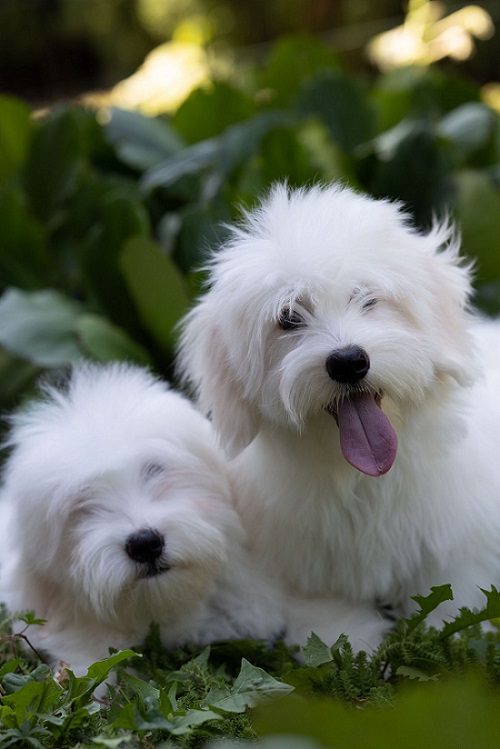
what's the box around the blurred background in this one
[1,0,500,410]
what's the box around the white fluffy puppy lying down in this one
[178,182,500,629]
[0,363,285,675]
[0,363,388,676]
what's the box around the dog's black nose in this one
[125,528,165,564]
[326,346,370,384]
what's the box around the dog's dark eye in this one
[143,462,166,480]
[278,309,304,330]
[362,297,377,310]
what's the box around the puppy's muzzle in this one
[325,346,370,384]
[125,527,170,577]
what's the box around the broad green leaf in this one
[81,193,150,333]
[167,707,221,736]
[119,672,161,702]
[206,659,294,714]
[297,71,374,154]
[104,107,185,170]
[119,237,190,352]
[371,66,480,134]
[0,96,33,182]
[173,81,255,144]
[301,633,334,668]
[369,121,454,227]
[172,201,231,273]
[0,348,39,409]
[77,313,152,365]
[0,186,49,290]
[86,650,139,680]
[454,169,500,282]
[0,288,83,366]
[404,584,454,635]
[262,35,339,108]
[141,111,292,191]
[22,107,83,222]
[438,102,496,156]
[2,679,61,724]
[257,126,318,186]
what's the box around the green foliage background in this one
[1,35,500,412]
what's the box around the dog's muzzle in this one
[125,527,170,578]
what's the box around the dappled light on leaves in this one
[368,0,494,71]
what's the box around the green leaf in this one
[141,111,292,191]
[369,121,454,227]
[297,71,374,153]
[22,108,84,222]
[454,170,500,282]
[395,665,439,682]
[206,659,294,714]
[119,236,190,352]
[438,102,496,156]
[77,313,152,365]
[81,192,150,333]
[404,584,454,635]
[2,679,61,725]
[0,186,49,290]
[173,81,255,144]
[0,96,33,182]
[262,35,339,108]
[104,108,185,170]
[0,288,84,367]
[301,633,334,668]
[438,587,500,640]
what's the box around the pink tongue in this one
[336,393,397,476]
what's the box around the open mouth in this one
[326,390,397,477]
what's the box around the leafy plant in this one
[3,587,500,747]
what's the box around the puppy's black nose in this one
[326,346,370,384]
[125,528,165,564]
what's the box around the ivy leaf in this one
[206,659,294,714]
[301,633,334,668]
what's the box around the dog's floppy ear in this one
[177,304,260,458]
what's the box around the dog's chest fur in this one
[232,407,500,614]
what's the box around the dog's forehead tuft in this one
[216,183,421,291]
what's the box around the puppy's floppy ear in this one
[424,223,475,386]
[177,303,260,458]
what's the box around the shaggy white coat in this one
[178,182,500,630]
[0,362,387,675]
[0,364,285,675]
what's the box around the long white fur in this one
[0,363,287,675]
[178,181,500,630]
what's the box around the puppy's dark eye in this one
[143,462,166,480]
[278,309,304,330]
[362,297,377,310]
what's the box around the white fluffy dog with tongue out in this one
[178,181,500,629]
